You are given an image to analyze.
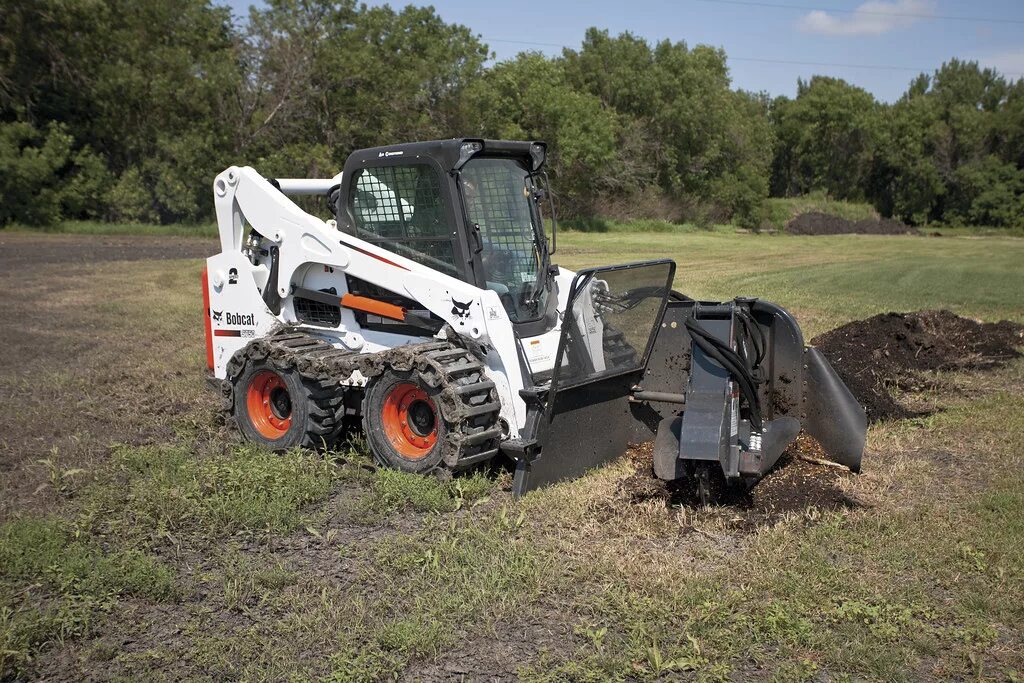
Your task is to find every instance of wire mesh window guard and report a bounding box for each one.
[461,158,548,322]
[348,165,458,276]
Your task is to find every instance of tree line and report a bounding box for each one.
[2,0,1022,229]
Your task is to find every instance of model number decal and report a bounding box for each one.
[213,329,255,338]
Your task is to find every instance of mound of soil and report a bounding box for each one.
[786,211,919,236]
[812,310,1024,422]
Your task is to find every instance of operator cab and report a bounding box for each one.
[333,139,558,337]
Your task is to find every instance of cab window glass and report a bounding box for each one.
[349,165,457,275]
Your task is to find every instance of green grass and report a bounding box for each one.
[559,217,722,234]
[556,230,1024,338]
[927,224,1024,238]
[0,516,177,675]
[81,444,344,538]
[509,381,1024,681]
[2,226,1024,680]
[350,468,494,521]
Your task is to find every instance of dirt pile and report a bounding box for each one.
[812,310,1024,422]
[786,211,919,236]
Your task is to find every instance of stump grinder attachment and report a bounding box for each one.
[505,260,865,498]
[203,138,866,502]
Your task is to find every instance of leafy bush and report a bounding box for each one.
[948,156,1024,228]
[0,122,73,226]
[106,168,156,223]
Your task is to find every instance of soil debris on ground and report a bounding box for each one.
[785,211,919,236]
[812,310,1024,422]
[616,435,856,526]
[612,308,1024,523]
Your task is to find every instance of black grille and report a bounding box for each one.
[294,297,341,327]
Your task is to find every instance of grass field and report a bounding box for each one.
[1,228,1022,681]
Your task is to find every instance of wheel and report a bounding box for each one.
[362,368,447,473]
[232,360,339,450]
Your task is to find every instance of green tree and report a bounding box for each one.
[1,0,244,224]
[770,76,880,200]
[867,60,1022,227]
[0,122,73,225]
[244,0,488,176]
[462,52,620,216]
[563,29,773,224]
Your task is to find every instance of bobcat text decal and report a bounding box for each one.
[211,310,257,338]
[211,311,257,326]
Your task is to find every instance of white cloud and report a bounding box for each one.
[798,0,935,36]
[976,49,1024,78]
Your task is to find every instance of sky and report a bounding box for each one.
[221,0,1024,102]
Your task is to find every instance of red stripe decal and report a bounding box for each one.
[214,329,242,337]
[201,267,214,370]
[340,240,410,271]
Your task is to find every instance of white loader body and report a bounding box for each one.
[205,165,572,436]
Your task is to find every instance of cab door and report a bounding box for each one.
[512,259,676,495]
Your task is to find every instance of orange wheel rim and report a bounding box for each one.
[246,370,293,440]
[382,383,438,460]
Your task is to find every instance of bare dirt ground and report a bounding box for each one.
[615,437,858,527]
[0,234,216,517]
[786,211,919,236]
[0,232,216,266]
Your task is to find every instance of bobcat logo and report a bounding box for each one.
[210,309,223,322]
[450,299,472,319]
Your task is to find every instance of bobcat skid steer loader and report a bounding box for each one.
[203,139,866,500]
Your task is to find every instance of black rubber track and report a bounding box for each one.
[220,330,501,470]
[360,342,502,471]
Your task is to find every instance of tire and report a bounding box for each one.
[232,360,339,450]
[362,367,447,473]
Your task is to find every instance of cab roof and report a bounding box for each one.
[344,138,547,173]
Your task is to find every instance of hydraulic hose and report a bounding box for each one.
[684,315,764,431]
